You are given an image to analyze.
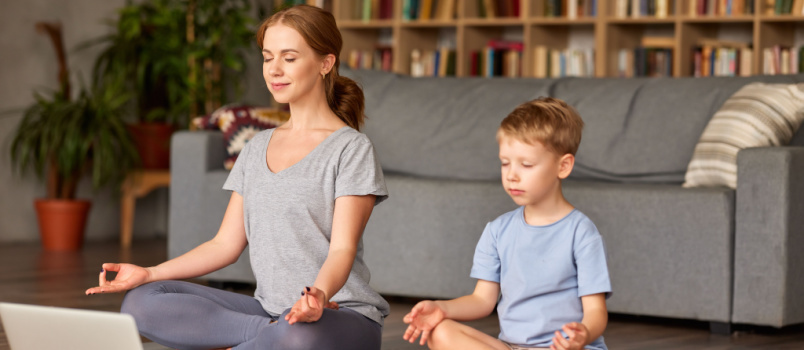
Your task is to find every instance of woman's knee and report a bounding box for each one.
[120,282,174,332]
[257,309,380,350]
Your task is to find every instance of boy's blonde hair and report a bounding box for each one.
[497,97,584,156]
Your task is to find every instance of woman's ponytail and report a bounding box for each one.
[326,73,365,131]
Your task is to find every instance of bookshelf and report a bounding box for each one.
[300,0,804,77]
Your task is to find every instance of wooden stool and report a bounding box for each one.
[120,170,171,249]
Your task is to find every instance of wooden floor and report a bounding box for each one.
[1,238,803,349]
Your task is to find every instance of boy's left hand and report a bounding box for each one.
[550,322,589,350]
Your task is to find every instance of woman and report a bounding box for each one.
[86,5,389,349]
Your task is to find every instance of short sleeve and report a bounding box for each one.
[574,222,613,298]
[222,136,252,195]
[334,137,388,205]
[470,222,501,283]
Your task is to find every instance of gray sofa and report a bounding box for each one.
[169,70,804,330]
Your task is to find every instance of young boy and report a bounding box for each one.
[403,97,611,350]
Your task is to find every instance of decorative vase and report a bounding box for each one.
[128,122,175,169]
[34,199,91,251]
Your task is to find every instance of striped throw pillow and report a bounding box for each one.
[683,83,804,188]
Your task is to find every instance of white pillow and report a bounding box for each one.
[683,82,804,188]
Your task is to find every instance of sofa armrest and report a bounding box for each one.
[733,146,804,326]
[171,131,227,176]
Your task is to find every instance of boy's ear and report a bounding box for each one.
[558,153,575,179]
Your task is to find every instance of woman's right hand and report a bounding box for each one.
[85,263,152,295]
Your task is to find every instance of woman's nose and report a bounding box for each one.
[267,61,282,76]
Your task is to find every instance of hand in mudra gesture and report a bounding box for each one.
[402,300,446,345]
[285,286,339,325]
[85,263,151,295]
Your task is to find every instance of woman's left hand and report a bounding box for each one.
[285,286,338,325]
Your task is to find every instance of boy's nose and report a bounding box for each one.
[505,169,518,182]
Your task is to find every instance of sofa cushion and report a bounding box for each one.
[345,69,559,181]
[346,68,804,184]
[193,105,289,170]
[683,83,804,188]
[553,75,804,184]
[563,180,735,322]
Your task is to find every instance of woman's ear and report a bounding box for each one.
[321,53,336,75]
[558,153,575,179]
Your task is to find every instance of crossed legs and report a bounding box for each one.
[121,281,381,350]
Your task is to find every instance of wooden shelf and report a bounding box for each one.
[317,0,803,78]
[759,15,804,22]
[607,17,677,24]
[681,15,755,23]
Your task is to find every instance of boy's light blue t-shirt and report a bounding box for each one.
[471,207,612,349]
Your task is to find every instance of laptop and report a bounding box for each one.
[0,302,159,350]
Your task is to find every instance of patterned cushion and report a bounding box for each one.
[193,105,289,170]
[683,83,804,188]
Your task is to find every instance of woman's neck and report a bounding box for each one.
[286,92,342,130]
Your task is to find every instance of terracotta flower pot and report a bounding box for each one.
[34,199,91,251]
[128,122,175,169]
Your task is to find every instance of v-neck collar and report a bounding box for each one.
[263,126,349,175]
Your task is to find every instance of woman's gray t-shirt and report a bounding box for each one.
[222,126,390,325]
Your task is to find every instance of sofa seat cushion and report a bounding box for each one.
[362,172,517,298]
[563,180,735,321]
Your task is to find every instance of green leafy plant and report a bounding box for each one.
[10,22,138,200]
[10,78,139,200]
[86,0,257,128]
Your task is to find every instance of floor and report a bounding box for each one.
[1,238,803,349]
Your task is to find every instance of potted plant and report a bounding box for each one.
[9,23,138,251]
[86,0,256,169]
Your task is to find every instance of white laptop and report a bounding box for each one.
[0,302,157,350]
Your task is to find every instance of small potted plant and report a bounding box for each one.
[9,23,138,251]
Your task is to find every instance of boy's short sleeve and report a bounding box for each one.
[574,223,613,298]
[222,136,252,195]
[334,137,388,205]
[470,222,501,283]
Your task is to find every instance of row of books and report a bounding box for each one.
[468,40,524,77]
[533,47,596,77]
[410,48,457,77]
[616,0,675,17]
[346,47,394,72]
[617,47,674,77]
[345,0,394,21]
[543,0,598,18]
[689,0,755,15]
[475,0,521,18]
[768,0,804,14]
[763,45,804,75]
[693,46,753,77]
[402,0,456,20]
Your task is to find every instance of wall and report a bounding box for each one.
[0,0,273,244]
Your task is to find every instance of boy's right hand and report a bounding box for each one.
[85,263,152,295]
[403,300,445,345]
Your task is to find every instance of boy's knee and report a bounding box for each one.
[428,319,459,349]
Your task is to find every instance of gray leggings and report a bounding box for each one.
[121,281,382,350]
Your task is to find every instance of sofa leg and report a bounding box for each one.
[709,321,732,335]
